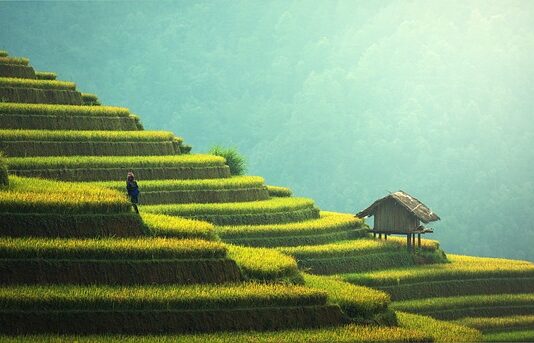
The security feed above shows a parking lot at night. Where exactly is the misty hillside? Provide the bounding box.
[2,0,533,260]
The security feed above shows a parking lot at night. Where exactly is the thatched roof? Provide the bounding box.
[356,190,440,224]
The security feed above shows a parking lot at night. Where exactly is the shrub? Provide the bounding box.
[208,145,246,175]
[266,185,292,197]
[35,71,57,80]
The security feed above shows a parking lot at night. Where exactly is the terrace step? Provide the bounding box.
[0,140,180,157]
[0,64,36,79]
[0,114,139,131]
[391,293,534,320]
[280,237,446,275]
[217,212,368,248]
[0,284,345,334]
[0,87,82,105]
[143,197,321,226]
[0,237,242,285]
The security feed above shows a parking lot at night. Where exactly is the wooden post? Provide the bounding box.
[412,234,416,251]
[418,234,421,248]
[379,233,382,239]
[373,232,376,238]
[407,234,411,250]
[385,234,388,241]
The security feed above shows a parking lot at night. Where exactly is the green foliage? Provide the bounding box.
[0,283,327,310]
[0,129,179,142]
[141,213,217,241]
[208,145,246,175]
[7,154,226,170]
[34,71,57,80]
[0,77,75,90]
[81,93,98,102]
[266,185,292,197]
[0,152,8,187]
[0,103,130,117]
[0,57,29,65]
[0,237,227,260]
[303,273,391,320]
[0,50,7,57]
[0,175,130,214]
[226,244,302,283]
[397,312,482,342]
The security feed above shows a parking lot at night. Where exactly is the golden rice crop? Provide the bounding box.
[397,312,482,342]
[0,77,76,90]
[88,176,265,192]
[143,197,315,216]
[0,129,179,142]
[455,315,534,332]
[344,254,534,286]
[226,244,301,282]
[0,237,226,259]
[141,213,216,241]
[20,325,431,342]
[34,71,57,80]
[0,57,30,65]
[303,273,390,318]
[266,185,292,197]
[0,176,129,214]
[216,211,361,238]
[391,293,534,313]
[7,154,226,170]
[0,283,327,310]
[483,329,534,342]
[0,103,130,117]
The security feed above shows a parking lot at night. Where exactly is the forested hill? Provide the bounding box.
[2,0,533,260]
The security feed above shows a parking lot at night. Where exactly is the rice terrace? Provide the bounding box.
[1,1,534,342]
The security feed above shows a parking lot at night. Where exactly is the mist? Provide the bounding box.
[2,0,533,260]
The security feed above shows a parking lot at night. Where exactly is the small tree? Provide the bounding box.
[208,145,247,176]
[0,152,9,187]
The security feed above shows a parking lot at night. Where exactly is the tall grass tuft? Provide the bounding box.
[209,146,246,175]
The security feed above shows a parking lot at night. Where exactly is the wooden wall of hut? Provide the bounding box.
[374,198,419,233]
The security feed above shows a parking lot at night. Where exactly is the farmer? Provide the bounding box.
[126,171,140,213]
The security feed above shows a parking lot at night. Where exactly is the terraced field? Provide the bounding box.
[1,49,530,341]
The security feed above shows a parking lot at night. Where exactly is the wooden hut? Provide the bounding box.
[356,191,440,250]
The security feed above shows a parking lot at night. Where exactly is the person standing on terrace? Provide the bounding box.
[126,172,140,214]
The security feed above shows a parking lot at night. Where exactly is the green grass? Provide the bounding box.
[216,211,362,239]
[81,93,98,101]
[209,145,246,175]
[7,154,226,170]
[303,274,391,320]
[0,237,226,260]
[0,283,327,310]
[397,312,482,342]
[226,244,302,283]
[344,254,534,287]
[0,325,432,342]
[143,197,315,216]
[266,185,292,197]
[0,77,76,90]
[455,315,534,332]
[141,213,217,240]
[391,293,534,319]
[0,103,130,117]
[0,129,179,142]
[484,329,534,342]
[0,176,130,214]
[0,57,30,65]
[88,176,265,192]
[35,71,57,80]
[0,51,8,57]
